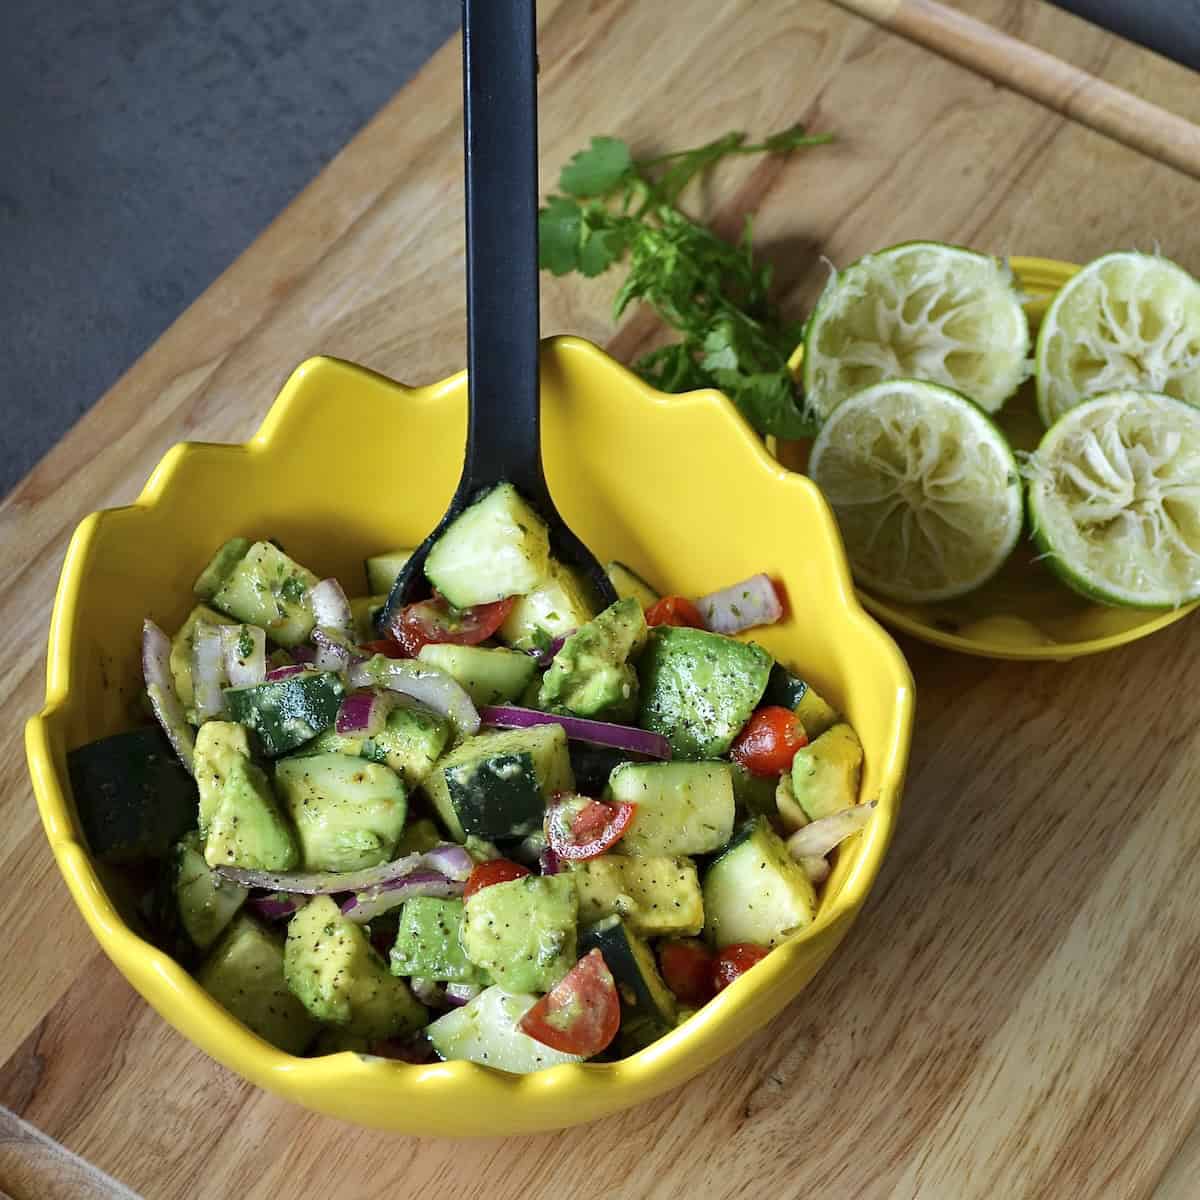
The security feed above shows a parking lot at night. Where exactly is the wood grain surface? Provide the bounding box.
[3,1,1200,1196]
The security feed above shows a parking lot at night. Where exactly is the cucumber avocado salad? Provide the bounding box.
[71,483,871,1071]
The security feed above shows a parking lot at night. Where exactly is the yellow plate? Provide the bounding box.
[774,256,1200,661]
[26,338,913,1135]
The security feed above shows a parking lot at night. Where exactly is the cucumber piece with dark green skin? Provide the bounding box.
[223,669,344,757]
[172,831,248,950]
[762,662,809,709]
[636,626,773,760]
[193,537,252,600]
[579,914,677,1052]
[423,724,574,841]
[67,726,199,864]
[568,743,631,796]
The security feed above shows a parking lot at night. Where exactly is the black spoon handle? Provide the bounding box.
[459,0,547,507]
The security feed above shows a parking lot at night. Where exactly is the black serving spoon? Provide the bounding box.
[382,0,617,630]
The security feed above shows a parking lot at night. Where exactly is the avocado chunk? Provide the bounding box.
[498,558,596,651]
[389,897,486,984]
[637,626,772,759]
[392,817,443,857]
[168,603,225,711]
[67,726,199,865]
[194,722,298,871]
[306,701,452,789]
[538,596,648,719]
[774,771,809,833]
[275,753,407,872]
[703,817,816,948]
[794,686,840,740]
[791,723,863,821]
[461,874,578,993]
[424,724,574,842]
[425,986,584,1073]
[223,669,344,758]
[579,915,677,1052]
[284,896,427,1038]
[349,594,387,642]
[609,761,735,856]
[172,830,248,950]
[197,914,319,1054]
[570,854,704,937]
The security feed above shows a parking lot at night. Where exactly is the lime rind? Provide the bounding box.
[808,378,1024,604]
[802,242,1030,422]
[1035,251,1200,428]
[1026,390,1200,608]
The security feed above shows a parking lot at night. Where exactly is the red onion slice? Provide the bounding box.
[445,982,481,1007]
[349,655,480,736]
[335,689,393,736]
[265,663,309,682]
[142,619,196,773]
[220,624,266,688]
[695,573,783,635]
[192,624,227,721]
[249,892,307,920]
[310,578,354,640]
[479,705,671,760]
[524,633,571,667]
[341,870,465,923]
[538,847,561,876]
[311,626,365,672]
[214,843,471,895]
[290,645,318,665]
[786,801,875,862]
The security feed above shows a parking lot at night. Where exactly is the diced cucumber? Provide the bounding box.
[462,874,578,993]
[424,483,550,608]
[169,603,224,711]
[364,549,413,596]
[275,753,407,872]
[498,559,596,650]
[393,817,443,856]
[791,723,863,820]
[194,722,298,871]
[605,560,660,609]
[389,897,485,984]
[172,831,248,950]
[284,896,427,1039]
[579,915,676,1052]
[730,762,779,820]
[350,595,387,642]
[306,702,452,789]
[569,743,632,796]
[703,817,817,948]
[609,761,735,856]
[417,643,537,706]
[67,727,199,864]
[193,537,252,601]
[212,540,319,647]
[223,669,344,757]
[424,724,574,842]
[197,914,319,1054]
[762,662,808,710]
[637,626,772,760]
[425,986,583,1073]
[570,854,703,937]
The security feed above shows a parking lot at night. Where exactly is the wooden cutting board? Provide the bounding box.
[3,1,1200,1196]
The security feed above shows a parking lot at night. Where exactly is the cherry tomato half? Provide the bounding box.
[730,706,808,776]
[658,938,715,1007]
[546,797,635,861]
[518,949,620,1057]
[462,858,530,900]
[388,594,516,657]
[712,942,771,993]
[645,595,705,629]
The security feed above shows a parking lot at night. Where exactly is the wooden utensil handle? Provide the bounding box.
[833,0,1200,181]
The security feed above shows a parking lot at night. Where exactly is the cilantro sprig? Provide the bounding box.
[538,125,833,437]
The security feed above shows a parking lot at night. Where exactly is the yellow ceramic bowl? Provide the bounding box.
[26,338,913,1135]
[776,256,1200,661]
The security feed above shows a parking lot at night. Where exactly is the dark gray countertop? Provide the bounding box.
[1,0,1195,496]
